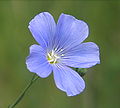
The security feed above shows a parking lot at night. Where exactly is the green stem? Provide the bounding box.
[8,74,39,108]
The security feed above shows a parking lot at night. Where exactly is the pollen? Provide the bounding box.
[47,50,60,64]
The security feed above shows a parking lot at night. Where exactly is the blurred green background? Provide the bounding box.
[0,0,120,108]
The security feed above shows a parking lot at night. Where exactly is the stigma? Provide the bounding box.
[47,50,60,64]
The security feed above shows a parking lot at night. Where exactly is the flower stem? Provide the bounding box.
[8,74,39,108]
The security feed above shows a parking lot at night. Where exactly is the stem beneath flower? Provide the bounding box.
[8,73,39,108]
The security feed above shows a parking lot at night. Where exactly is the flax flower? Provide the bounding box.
[26,12,100,96]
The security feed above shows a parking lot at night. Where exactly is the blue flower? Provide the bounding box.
[26,12,100,96]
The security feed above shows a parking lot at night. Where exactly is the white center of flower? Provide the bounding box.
[47,50,60,64]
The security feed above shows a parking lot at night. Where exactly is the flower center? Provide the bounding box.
[47,50,60,64]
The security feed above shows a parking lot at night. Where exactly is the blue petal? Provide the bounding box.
[26,44,52,78]
[61,42,100,68]
[53,64,85,96]
[28,12,56,49]
[54,13,89,51]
